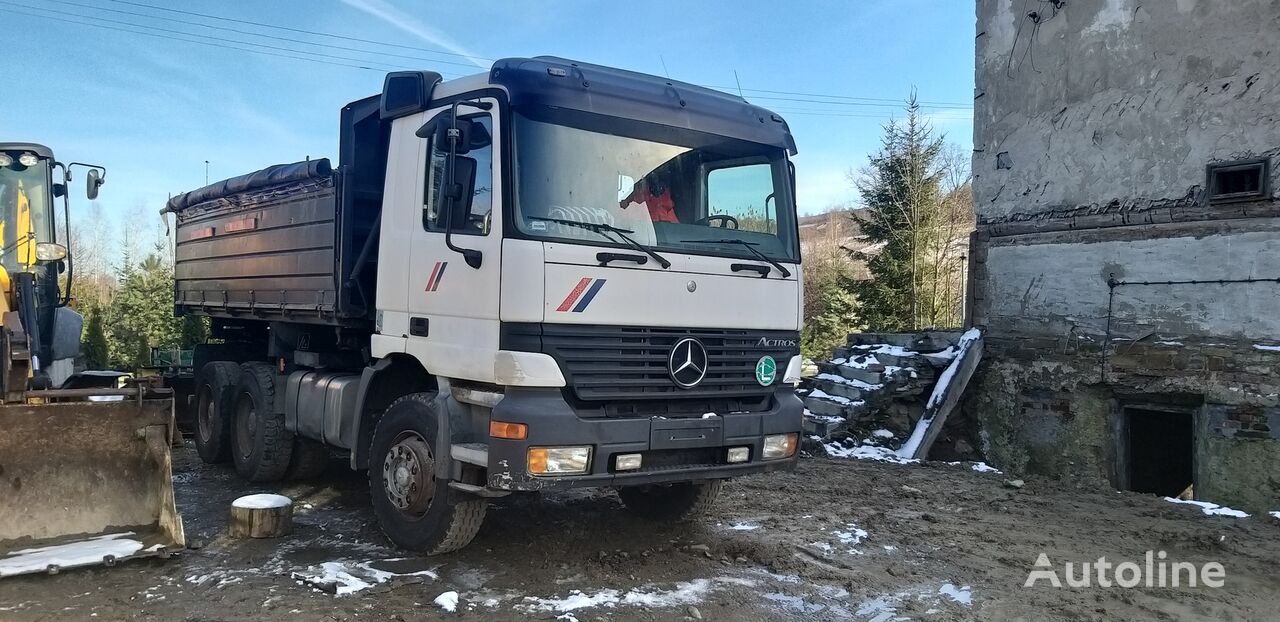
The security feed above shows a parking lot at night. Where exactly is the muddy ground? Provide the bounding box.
[2,442,1278,621]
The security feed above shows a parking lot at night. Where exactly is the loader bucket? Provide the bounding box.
[0,388,184,578]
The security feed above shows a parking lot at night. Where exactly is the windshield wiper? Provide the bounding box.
[529,216,671,269]
[683,238,791,278]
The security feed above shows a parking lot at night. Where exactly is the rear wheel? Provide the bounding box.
[616,480,724,522]
[193,361,241,464]
[231,362,293,482]
[368,393,486,554]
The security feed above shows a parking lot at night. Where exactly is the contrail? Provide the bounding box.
[338,0,488,69]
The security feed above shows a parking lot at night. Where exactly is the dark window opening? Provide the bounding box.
[1206,159,1268,204]
[1125,407,1194,498]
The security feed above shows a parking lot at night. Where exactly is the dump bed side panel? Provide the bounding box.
[173,176,344,325]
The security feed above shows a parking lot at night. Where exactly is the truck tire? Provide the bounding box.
[286,437,330,480]
[616,479,724,522]
[231,362,294,482]
[193,361,241,464]
[368,393,486,554]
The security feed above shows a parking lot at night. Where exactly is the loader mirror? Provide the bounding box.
[86,169,104,200]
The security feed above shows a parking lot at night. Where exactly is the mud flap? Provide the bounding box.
[0,389,184,578]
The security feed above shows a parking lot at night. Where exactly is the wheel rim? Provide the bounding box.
[381,431,435,517]
[196,386,214,443]
[235,394,258,459]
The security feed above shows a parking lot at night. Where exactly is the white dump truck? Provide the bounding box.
[165,57,804,553]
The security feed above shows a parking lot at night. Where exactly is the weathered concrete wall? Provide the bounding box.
[979,219,1280,340]
[970,0,1280,511]
[974,0,1280,221]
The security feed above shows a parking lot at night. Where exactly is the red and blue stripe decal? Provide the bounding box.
[425,261,448,292]
[556,277,607,312]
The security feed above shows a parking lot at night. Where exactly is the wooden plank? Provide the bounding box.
[900,329,984,460]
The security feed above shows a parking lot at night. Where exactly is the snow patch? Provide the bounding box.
[0,532,145,577]
[1270,511,1280,520]
[807,389,858,406]
[293,560,438,595]
[824,441,919,465]
[434,591,459,612]
[838,354,881,369]
[1155,341,1184,346]
[871,429,894,439]
[1253,344,1280,352]
[232,493,292,509]
[815,373,881,390]
[729,522,760,531]
[834,525,868,547]
[519,577,754,614]
[970,462,1001,474]
[939,583,973,605]
[858,344,919,357]
[1163,497,1250,518]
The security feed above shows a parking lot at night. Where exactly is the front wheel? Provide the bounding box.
[616,479,724,522]
[368,393,486,554]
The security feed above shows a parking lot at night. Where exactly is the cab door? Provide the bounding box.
[404,96,504,382]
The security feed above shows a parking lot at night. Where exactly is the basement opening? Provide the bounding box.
[1124,406,1194,497]
[1206,158,1268,203]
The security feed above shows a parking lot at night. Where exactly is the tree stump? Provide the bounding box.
[229,494,293,538]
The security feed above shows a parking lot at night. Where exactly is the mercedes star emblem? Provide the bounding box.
[668,337,708,389]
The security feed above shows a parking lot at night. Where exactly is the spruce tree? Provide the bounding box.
[851,93,946,331]
[81,306,110,369]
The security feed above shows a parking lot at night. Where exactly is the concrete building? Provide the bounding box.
[967,0,1280,511]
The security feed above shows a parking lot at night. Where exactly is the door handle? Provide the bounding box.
[409,317,429,337]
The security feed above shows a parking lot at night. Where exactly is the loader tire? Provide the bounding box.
[616,479,724,522]
[286,437,330,480]
[231,362,294,482]
[194,361,241,464]
[368,393,486,554]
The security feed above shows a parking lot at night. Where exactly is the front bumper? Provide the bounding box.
[485,388,804,491]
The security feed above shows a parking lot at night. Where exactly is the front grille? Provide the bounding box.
[502,323,799,407]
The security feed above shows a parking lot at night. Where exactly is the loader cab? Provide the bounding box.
[0,143,101,387]
[0,144,57,274]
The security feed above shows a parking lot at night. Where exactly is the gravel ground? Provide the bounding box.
[1,441,1277,621]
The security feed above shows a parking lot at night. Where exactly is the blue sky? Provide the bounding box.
[3,0,975,230]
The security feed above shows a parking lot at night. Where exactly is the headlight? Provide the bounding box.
[35,243,68,262]
[762,433,798,460]
[18,152,38,167]
[527,446,592,475]
[0,153,11,167]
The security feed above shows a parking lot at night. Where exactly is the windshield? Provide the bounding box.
[0,155,53,272]
[512,114,799,263]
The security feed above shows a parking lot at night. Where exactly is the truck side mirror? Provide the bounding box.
[436,155,482,269]
[436,155,477,226]
[86,169,104,200]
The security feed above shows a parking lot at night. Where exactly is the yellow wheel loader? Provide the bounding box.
[0,143,183,578]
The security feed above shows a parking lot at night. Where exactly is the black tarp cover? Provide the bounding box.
[164,158,332,213]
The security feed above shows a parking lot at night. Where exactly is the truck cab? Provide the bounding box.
[171,57,803,554]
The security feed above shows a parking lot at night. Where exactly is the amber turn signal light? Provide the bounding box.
[489,421,528,440]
